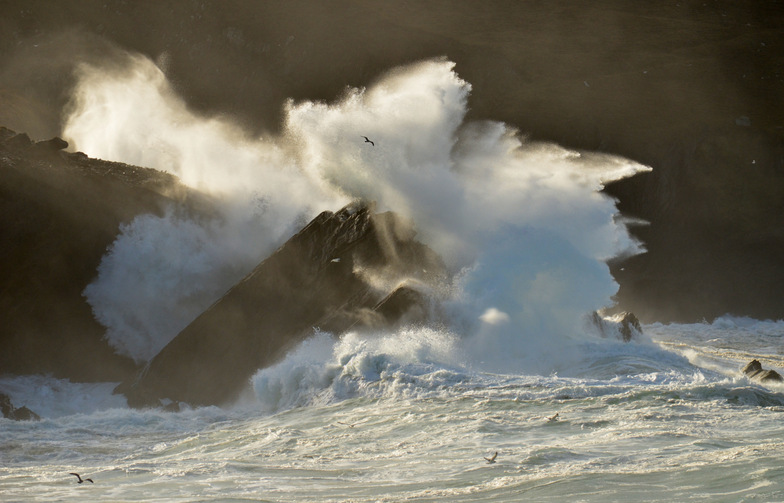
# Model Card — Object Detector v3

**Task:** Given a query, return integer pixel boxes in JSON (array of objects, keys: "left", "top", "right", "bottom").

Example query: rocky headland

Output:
[{"left": 0, "top": 126, "right": 199, "bottom": 382}]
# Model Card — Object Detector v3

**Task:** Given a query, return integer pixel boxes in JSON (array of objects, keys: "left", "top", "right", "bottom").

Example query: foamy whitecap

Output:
[{"left": 251, "top": 326, "right": 467, "bottom": 412}]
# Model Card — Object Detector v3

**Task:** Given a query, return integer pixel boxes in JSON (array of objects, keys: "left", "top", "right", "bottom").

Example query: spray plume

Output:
[{"left": 63, "top": 53, "right": 650, "bottom": 366}]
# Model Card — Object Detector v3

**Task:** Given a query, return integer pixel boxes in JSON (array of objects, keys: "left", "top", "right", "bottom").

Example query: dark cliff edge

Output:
[
  {"left": 120, "top": 201, "right": 445, "bottom": 408},
  {"left": 0, "top": 126, "right": 203, "bottom": 382},
  {"left": 605, "top": 125, "right": 784, "bottom": 323}
]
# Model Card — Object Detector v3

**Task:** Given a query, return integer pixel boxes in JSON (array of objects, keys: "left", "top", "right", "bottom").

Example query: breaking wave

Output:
[{"left": 63, "top": 52, "right": 650, "bottom": 367}]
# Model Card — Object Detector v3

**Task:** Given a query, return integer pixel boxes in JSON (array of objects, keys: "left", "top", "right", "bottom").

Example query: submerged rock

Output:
[
  {"left": 121, "top": 201, "right": 444, "bottom": 408},
  {"left": 742, "top": 359, "right": 783, "bottom": 382}
]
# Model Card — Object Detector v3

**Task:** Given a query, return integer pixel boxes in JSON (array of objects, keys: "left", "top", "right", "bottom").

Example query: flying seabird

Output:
[
  {"left": 547, "top": 413, "right": 559, "bottom": 422},
  {"left": 69, "top": 473, "right": 94, "bottom": 484},
  {"left": 337, "top": 421, "right": 357, "bottom": 428},
  {"left": 484, "top": 452, "right": 498, "bottom": 464},
  {"left": 361, "top": 136, "right": 375, "bottom": 146}
]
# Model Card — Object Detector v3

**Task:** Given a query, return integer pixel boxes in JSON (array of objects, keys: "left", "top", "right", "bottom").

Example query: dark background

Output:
[{"left": 1, "top": 0, "right": 783, "bottom": 322}]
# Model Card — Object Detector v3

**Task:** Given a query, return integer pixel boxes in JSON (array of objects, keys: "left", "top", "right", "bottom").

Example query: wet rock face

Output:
[
  {"left": 617, "top": 312, "right": 643, "bottom": 343},
  {"left": 589, "top": 311, "right": 643, "bottom": 343},
  {"left": 121, "top": 202, "right": 444, "bottom": 408},
  {"left": 742, "top": 359, "right": 783, "bottom": 383}
]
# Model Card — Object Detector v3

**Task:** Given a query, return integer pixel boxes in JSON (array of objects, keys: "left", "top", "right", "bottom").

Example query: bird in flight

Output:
[
  {"left": 484, "top": 452, "right": 498, "bottom": 464},
  {"left": 361, "top": 136, "right": 375, "bottom": 146},
  {"left": 547, "top": 413, "right": 560, "bottom": 422},
  {"left": 69, "top": 473, "right": 94, "bottom": 484},
  {"left": 337, "top": 421, "right": 357, "bottom": 428}
]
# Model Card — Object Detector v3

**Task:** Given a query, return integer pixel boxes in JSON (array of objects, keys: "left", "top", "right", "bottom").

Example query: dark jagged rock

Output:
[
  {"left": 0, "top": 393, "right": 40, "bottom": 421},
  {"left": 616, "top": 312, "right": 642, "bottom": 343},
  {"left": 0, "top": 126, "right": 201, "bottom": 382},
  {"left": 371, "top": 285, "right": 431, "bottom": 328},
  {"left": 318, "top": 284, "right": 432, "bottom": 335},
  {"left": 743, "top": 360, "right": 763, "bottom": 375},
  {"left": 742, "top": 359, "right": 783, "bottom": 383},
  {"left": 589, "top": 311, "right": 643, "bottom": 343},
  {"left": 34, "top": 136, "right": 68, "bottom": 151},
  {"left": 757, "top": 370, "right": 783, "bottom": 382},
  {"left": 11, "top": 405, "right": 40, "bottom": 421},
  {"left": 121, "top": 201, "right": 444, "bottom": 408}
]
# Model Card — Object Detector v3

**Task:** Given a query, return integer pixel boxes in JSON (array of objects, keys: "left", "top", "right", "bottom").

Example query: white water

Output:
[{"left": 2, "top": 318, "right": 784, "bottom": 502}]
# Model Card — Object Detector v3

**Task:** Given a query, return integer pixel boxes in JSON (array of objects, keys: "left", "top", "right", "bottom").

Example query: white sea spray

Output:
[{"left": 64, "top": 54, "right": 649, "bottom": 365}]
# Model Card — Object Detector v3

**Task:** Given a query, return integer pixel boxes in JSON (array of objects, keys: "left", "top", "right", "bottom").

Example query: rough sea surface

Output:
[{"left": 2, "top": 317, "right": 783, "bottom": 502}]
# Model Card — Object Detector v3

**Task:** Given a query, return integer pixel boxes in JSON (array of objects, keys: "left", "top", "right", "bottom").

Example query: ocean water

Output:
[
  {"left": 2, "top": 317, "right": 784, "bottom": 502},
  {"left": 3, "top": 50, "right": 783, "bottom": 502}
]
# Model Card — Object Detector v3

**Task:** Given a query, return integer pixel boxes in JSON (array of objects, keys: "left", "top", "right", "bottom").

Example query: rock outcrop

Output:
[
  {"left": 589, "top": 311, "right": 643, "bottom": 343},
  {"left": 120, "top": 201, "right": 444, "bottom": 408},
  {"left": 0, "top": 127, "right": 199, "bottom": 382},
  {"left": 0, "top": 393, "right": 40, "bottom": 421},
  {"left": 742, "top": 360, "right": 783, "bottom": 383}
]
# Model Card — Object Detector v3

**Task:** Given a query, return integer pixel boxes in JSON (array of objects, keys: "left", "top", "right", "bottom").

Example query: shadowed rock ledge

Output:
[
  {"left": 0, "top": 126, "right": 200, "bottom": 382},
  {"left": 120, "top": 201, "right": 445, "bottom": 408}
]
